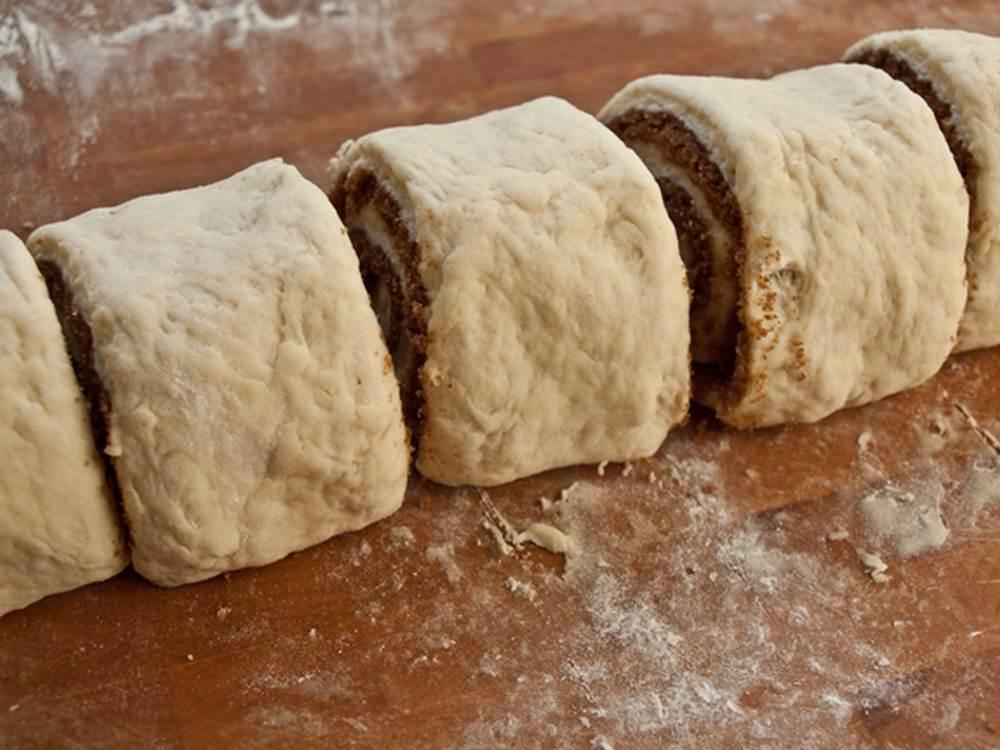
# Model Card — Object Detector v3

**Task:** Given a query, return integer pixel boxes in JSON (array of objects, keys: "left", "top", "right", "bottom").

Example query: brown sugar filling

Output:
[
  {"left": 606, "top": 108, "right": 749, "bottom": 405},
  {"left": 848, "top": 49, "right": 978, "bottom": 225},
  {"left": 36, "top": 259, "right": 125, "bottom": 512},
  {"left": 330, "top": 170, "right": 428, "bottom": 450}
]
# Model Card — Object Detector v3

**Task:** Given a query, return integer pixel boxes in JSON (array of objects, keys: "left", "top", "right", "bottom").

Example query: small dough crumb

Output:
[
  {"left": 597, "top": 461, "right": 608, "bottom": 477},
  {"left": 622, "top": 462, "right": 634, "bottom": 478},
  {"left": 506, "top": 576, "right": 538, "bottom": 601},
  {"left": 517, "top": 523, "right": 575, "bottom": 555},
  {"left": 826, "top": 530, "right": 849, "bottom": 542},
  {"left": 857, "top": 549, "right": 891, "bottom": 583},
  {"left": 857, "top": 430, "right": 874, "bottom": 451},
  {"left": 104, "top": 431, "right": 123, "bottom": 457},
  {"left": 479, "top": 488, "right": 575, "bottom": 557},
  {"left": 560, "top": 482, "right": 580, "bottom": 503},
  {"left": 186, "top": 654, "right": 194, "bottom": 662}
]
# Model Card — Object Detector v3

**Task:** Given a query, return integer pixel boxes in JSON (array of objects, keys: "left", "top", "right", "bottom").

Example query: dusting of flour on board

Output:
[
  {"left": 0, "top": 1, "right": 455, "bottom": 103},
  {"left": 0, "top": 1, "right": 459, "bottom": 218},
  {"left": 194, "top": 377, "right": 1000, "bottom": 748},
  {"left": 2, "top": 4, "right": 1000, "bottom": 748},
  {"left": 282, "top": 392, "right": 1000, "bottom": 748}
]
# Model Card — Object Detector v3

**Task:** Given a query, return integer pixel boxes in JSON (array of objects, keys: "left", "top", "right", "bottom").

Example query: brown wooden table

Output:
[{"left": 2, "top": 2, "right": 1000, "bottom": 747}]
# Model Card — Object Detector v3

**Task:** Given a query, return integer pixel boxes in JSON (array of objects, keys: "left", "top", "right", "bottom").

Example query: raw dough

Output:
[
  {"left": 0, "top": 230, "right": 127, "bottom": 616},
  {"left": 601, "top": 64, "right": 968, "bottom": 428},
  {"left": 28, "top": 160, "right": 409, "bottom": 586},
  {"left": 846, "top": 29, "right": 1000, "bottom": 352},
  {"left": 330, "top": 96, "right": 690, "bottom": 486}
]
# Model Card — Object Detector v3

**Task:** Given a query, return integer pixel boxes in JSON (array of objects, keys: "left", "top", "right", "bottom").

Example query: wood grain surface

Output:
[{"left": 2, "top": 1, "right": 1000, "bottom": 748}]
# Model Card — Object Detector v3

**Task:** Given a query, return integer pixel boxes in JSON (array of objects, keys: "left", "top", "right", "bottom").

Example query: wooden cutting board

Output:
[{"left": 2, "top": 2, "right": 1000, "bottom": 748}]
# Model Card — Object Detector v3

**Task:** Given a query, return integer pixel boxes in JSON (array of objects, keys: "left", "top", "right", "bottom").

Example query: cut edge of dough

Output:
[
  {"left": 330, "top": 167, "right": 427, "bottom": 461},
  {"left": 31, "top": 252, "right": 133, "bottom": 550},
  {"left": 844, "top": 44, "right": 979, "bottom": 353},
  {"left": 1, "top": 231, "right": 129, "bottom": 616},
  {"left": 605, "top": 107, "right": 754, "bottom": 422}
]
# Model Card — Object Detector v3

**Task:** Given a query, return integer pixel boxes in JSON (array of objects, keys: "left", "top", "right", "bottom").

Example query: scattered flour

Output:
[
  {"left": 97, "top": 0, "right": 301, "bottom": 48},
  {"left": 717, "top": 524, "right": 825, "bottom": 595},
  {"left": 560, "top": 482, "right": 581, "bottom": 502},
  {"left": 956, "top": 402, "right": 1000, "bottom": 454},
  {"left": 859, "top": 484, "right": 949, "bottom": 558},
  {"left": 586, "top": 575, "right": 684, "bottom": 658},
  {"left": 389, "top": 525, "right": 416, "bottom": 546},
  {"left": 0, "top": 65, "right": 21, "bottom": 103},
  {"left": 959, "top": 461, "right": 1000, "bottom": 514},
  {"left": 0, "top": 0, "right": 458, "bottom": 218},
  {"left": 935, "top": 695, "right": 962, "bottom": 733},
  {"left": 505, "top": 577, "right": 538, "bottom": 602},
  {"left": 425, "top": 544, "right": 462, "bottom": 584}
]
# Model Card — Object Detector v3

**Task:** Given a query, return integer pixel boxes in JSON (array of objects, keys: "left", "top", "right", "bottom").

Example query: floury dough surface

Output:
[
  {"left": 600, "top": 64, "right": 969, "bottom": 429},
  {"left": 330, "top": 96, "right": 690, "bottom": 486},
  {"left": 845, "top": 29, "right": 1000, "bottom": 353},
  {"left": 0, "top": 230, "right": 127, "bottom": 615},
  {"left": 28, "top": 161, "right": 409, "bottom": 587}
]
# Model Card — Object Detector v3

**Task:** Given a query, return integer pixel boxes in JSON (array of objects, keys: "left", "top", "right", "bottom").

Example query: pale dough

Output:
[
  {"left": 330, "top": 96, "right": 690, "bottom": 486},
  {"left": 846, "top": 29, "right": 1000, "bottom": 352},
  {"left": 0, "top": 230, "right": 127, "bottom": 615},
  {"left": 600, "top": 65, "right": 968, "bottom": 428},
  {"left": 28, "top": 160, "right": 409, "bottom": 586}
]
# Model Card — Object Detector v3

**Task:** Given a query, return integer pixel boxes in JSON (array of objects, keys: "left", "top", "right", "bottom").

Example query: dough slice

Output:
[
  {"left": 846, "top": 29, "right": 1000, "bottom": 352},
  {"left": 600, "top": 64, "right": 968, "bottom": 429},
  {"left": 28, "top": 160, "right": 409, "bottom": 587},
  {"left": 330, "top": 96, "right": 690, "bottom": 487},
  {"left": 0, "top": 230, "right": 127, "bottom": 616}
]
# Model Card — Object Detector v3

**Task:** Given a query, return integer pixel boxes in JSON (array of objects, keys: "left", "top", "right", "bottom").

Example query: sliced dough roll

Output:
[
  {"left": 846, "top": 29, "right": 1000, "bottom": 352},
  {"left": 28, "top": 160, "right": 409, "bottom": 587},
  {"left": 330, "top": 96, "right": 690, "bottom": 487},
  {"left": 600, "top": 64, "right": 968, "bottom": 429},
  {"left": 1, "top": 230, "right": 127, "bottom": 616}
]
